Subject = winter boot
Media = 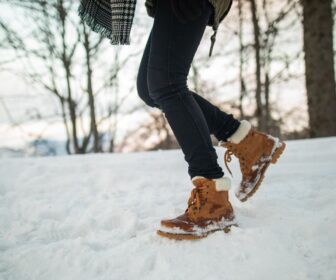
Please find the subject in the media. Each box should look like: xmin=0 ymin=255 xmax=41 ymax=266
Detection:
xmin=157 ymin=176 xmax=237 ymax=240
xmin=218 ymin=120 xmax=286 ymax=202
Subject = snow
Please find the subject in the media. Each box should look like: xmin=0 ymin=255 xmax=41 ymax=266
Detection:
xmin=0 ymin=137 xmax=336 ymax=280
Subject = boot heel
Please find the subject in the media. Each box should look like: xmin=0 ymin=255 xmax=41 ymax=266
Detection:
xmin=271 ymin=142 xmax=286 ymax=164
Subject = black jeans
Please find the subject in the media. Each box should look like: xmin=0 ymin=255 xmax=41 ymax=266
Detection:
xmin=136 ymin=0 xmax=240 ymax=179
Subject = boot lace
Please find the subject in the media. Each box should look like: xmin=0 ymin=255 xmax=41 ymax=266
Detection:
xmin=186 ymin=186 xmax=208 ymax=216
xmin=224 ymin=149 xmax=234 ymax=177
xmin=224 ymin=144 xmax=250 ymax=177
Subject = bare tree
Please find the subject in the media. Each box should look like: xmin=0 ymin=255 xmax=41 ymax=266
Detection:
xmin=249 ymin=0 xmax=264 ymax=130
xmin=0 ymin=0 xmax=138 ymax=154
xmin=118 ymin=110 xmax=178 ymax=152
xmin=242 ymin=0 xmax=302 ymax=135
xmin=302 ymin=0 xmax=336 ymax=137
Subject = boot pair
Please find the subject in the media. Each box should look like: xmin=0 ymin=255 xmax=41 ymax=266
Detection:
xmin=157 ymin=120 xmax=286 ymax=240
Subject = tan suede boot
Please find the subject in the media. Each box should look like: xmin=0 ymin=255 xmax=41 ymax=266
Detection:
xmin=157 ymin=176 xmax=237 ymax=240
xmin=218 ymin=120 xmax=286 ymax=202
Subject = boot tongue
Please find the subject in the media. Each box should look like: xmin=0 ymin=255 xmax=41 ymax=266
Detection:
xmin=191 ymin=176 xmax=209 ymax=187
xmin=187 ymin=181 xmax=208 ymax=214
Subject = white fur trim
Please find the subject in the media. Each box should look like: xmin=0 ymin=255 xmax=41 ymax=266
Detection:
xmin=191 ymin=176 xmax=231 ymax=191
xmin=227 ymin=120 xmax=252 ymax=144
xmin=213 ymin=177 xmax=231 ymax=191
xmin=218 ymin=140 xmax=225 ymax=146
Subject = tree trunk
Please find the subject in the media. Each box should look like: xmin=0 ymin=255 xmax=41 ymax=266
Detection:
xmin=83 ymin=24 xmax=101 ymax=153
xmin=302 ymin=0 xmax=336 ymax=137
xmin=249 ymin=0 xmax=265 ymax=130
xmin=238 ymin=0 xmax=246 ymax=118
xmin=58 ymin=0 xmax=80 ymax=153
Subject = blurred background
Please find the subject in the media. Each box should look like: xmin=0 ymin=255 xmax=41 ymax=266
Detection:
xmin=0 ymin=0 xmax=335 ymax=158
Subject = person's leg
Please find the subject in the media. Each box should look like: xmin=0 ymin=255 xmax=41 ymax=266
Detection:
xmin=190 ymin=91 xmax=240 ymax=142
xmin=136 ymin=18 xmax=240 ymax=143
xmin=137 ymin=29 xmax=160 ymax=109
xmin=137 ymin=2 xmax=285 ymax=208
xmin=145 ymin=0 xmax=226 ymax=179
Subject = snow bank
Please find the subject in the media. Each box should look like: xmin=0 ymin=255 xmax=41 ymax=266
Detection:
xmin=0 ymin=137 xmax=335 ymax=280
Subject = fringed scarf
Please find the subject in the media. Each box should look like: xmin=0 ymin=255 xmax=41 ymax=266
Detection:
xmin=78 ymin=0 xmax=137 ymax=45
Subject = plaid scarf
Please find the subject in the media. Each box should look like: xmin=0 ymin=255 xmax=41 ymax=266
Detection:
xmin=78 ymin=0 xmax=137 ymax=45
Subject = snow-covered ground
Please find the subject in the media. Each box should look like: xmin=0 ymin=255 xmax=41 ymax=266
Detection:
xmin=0 ymin=137 xmax=335 ymax=280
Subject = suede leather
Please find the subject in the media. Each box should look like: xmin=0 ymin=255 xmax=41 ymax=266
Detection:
xmin=160 ymin=177 xmax=234 ymax=231
xmin=222 ymin=128 xmax=286 ymax=201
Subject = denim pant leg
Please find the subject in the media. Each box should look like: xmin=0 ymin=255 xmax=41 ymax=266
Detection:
xmin=190 ymin=92 xmax=240 ymax=141
xmin=136 ymin=24 xmax=240 ymax=143
xmin=137 ymin=29 xmax=161 ymax=109
xmin=144 ymin=0 xmax=226 ymax=179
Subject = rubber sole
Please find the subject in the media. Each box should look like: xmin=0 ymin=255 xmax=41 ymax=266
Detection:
xmin=238 ymin=141 xmax=286 ymax=202
xmin=157 ymin=225 xmax=233 ymax=240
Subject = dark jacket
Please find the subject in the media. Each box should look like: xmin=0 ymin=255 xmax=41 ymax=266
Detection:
xmin=144 ymin=0 xmax=233 ymax=57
